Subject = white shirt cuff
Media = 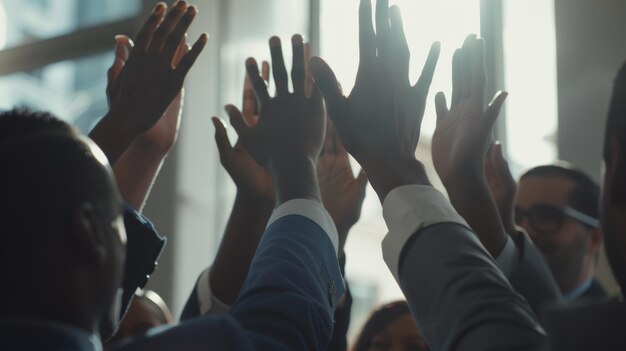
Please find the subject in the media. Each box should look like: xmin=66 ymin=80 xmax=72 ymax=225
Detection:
xmin=267 ymin=198 xmax=339 ymax=256
xmin=196 ymin=267 xmax=231 ymax=315
xmin=381 ymin=185 xmax=470 ymax=283
xmin=495 ymin=235 xmax=518 ymax=277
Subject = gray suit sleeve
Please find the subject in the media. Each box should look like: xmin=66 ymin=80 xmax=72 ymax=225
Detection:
xmin=399 ymin=223 xmax=549 ymax=351
xmin=508 ymin=231 xmax=563 ymax=316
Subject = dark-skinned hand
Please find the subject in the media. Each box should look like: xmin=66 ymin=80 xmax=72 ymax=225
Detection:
xmin=310 ymin=0 xmax=440 ymax=201
xmin=318 ymin=119 xmax=368 ymax=251
xmin=107 ymin=1 xmax=207 ymax=137
xmin=212 ymin=60 xmax=274 ymax=203
xmin=223 ymin=35 xmax=326 ymax=204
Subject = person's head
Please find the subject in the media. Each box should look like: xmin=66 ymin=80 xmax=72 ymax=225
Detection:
xmin=0 ymin=108 xmax=126 ymax=335
xmin=602 ymin=60 xmax=626 ymax=292
xmin=352 ymin=301 xmax=429 ymax=351
xmin=105 ymin=290 xmax=173 ymax=348
xmin=516 ymin=163 xmax=602 ymax=294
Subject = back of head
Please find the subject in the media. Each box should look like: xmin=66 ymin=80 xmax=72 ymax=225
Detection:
xmin=352 ymin=301 xmax=411 ymax=351
xmin=520 ymin=162 xmax=600 ymax=221
xmin=605 ymin=62 xmax=626 ymax=205
xmin=603 ymin=61 xmax=626 ymax=292
xmin=0 ymin=109 xmax=125 ymax=331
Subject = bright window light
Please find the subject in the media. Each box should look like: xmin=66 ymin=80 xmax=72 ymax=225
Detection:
xmin=503 ymin=0 xmax=558 ymax=175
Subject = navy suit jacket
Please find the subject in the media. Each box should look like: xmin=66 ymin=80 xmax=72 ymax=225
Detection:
xmin=118 ymin=214 xmax=345 ymax=351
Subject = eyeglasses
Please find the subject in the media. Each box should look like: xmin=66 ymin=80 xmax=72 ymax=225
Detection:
xmin=514 ymin=203 xmax=599 ymax=234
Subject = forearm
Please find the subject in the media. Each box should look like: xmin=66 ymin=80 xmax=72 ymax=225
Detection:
xmin=210 ymin=191 xmax=274 ymax=305
xmin=113 ymin=141 xmax=169 ymax=211
xmin=89 ymin=112 xmax=136 ymax=165
xmin=445 ymin=171 xmax=508 ymax=257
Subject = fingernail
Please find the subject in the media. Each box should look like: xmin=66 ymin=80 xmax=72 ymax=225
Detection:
xmin=154 ymin=2 xmax=166 ymax=14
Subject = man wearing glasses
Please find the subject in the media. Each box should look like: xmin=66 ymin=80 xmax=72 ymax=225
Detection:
xmin=516 ymin=163 xmax=607 ymax=303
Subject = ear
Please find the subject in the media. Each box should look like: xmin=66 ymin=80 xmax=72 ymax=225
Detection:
xmin=71 ymin=202 xmax=107 ymax=266
xmin=588 ymin=227 xmax=603 ymax=255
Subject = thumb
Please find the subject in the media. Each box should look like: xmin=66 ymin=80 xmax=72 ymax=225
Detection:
xmin=483 ymin=90 xmax=508 ymax=128
xmin=356 ymin=168 xmax=368 ymax=189
xmin=309 ymin=56 xmax=348 ymax=123
xmin=435 ymin=91 xmax=449 ymax=127
xmin=212 ymin=117 xmax=233 ymax=164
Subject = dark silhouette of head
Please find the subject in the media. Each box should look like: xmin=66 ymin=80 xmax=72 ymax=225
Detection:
xmin=352 ymin=300 xmax=429 ymax=351
xmin=602 ymin=61 xmax=626 ymax=292
xmin=0 ymin=109 xmax=126 ymax=335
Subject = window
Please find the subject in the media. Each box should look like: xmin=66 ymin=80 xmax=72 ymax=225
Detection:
xmin=502 ymin=0 xmax=558 ymax=176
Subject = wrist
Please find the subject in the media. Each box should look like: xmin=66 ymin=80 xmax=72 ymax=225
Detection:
xmin=270 ymin=156 xmax=321 ymax=205
xmin=363 ymin=156 xmax=431 ymax=203
xmin=89 ymin=112 xmax=137 ymax=165
xmin=235 ymin=188 xmax=275 ymax=209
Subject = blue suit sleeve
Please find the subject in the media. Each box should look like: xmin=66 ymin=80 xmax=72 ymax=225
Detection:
xmin=229 ymin=214 xmax=345 ymax=351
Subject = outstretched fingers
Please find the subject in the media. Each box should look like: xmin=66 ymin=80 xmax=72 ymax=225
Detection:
xmin=435 ymin=92 xmax=449 ymax=126
xmin=482 ymin=91 xmax=508 ymax=129
xmin=269 ymin=37 xmax=289 ymax=96
xmin=414 ymin=41 xmax=441 ymax=95
xmin=212 ymin=117 xmax=233 ymax=163
xmin=358 ymin=0 xmax=376 ymax=70
xmin=246 ymin=57 xmax=271 ymax=107
xmin=133 ymin=2 xmax=166 ymax=53
xmin=309 ymin=57 xmax=348 ymax=124
xmin=162 ymin=5 xmax=197 ymax=63
xmin=176 ymin=33 xmax=208 ymax=78
xmin=225 ymin=105 xmax=251 ymax=140
xmin=147 ymin=1 xmax=188 ymax=55
xmin=291 ymin=34 xmax=306 ymax=96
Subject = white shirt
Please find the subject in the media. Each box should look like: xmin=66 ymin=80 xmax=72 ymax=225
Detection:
xmin=381 ymin=185 xmax=519 ymax=283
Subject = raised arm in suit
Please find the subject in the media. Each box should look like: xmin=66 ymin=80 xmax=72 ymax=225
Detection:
xmin=310 ymin=0 xmax=548 ymax=349
xmin=430 ymin=35 xmax=562 ymax=313
xmin=181 ymin=51 xmax=364 ymax=351
xmin=138 ymin=33 xmax=343 ymax=350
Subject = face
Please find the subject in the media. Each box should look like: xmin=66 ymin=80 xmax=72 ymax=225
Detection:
xmin=367 ymin=314 xmax=429 ymax=351
xmin=516 ymin=175 xmax=597 ymax=292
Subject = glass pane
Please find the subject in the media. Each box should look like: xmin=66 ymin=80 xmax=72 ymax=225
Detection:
xmin=0 ymin=51 xmax=112 ymax=134
xmin=0 ymin=0 xmax=142 ymax=49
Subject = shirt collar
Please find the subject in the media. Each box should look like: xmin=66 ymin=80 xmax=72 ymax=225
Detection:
xmin=564 ymin=277 xmax=594 ymax=303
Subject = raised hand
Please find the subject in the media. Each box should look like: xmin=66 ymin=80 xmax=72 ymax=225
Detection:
xmin=108 ymin=1 xmax=206 ymax=135
xmin=318 ymin=120 xmax=368 ymax=252
xmin=485 ymin=142 xmax=517 ymax=235
xmin=91 ymin=1 xmax=207 ymax=165
xmin=108 ymin=34 xmax=189 ymax=153
xmin=310 ymin=0 xmax=440 ymax=201
xmin=211 ymin=60 xmax=273 ymax=202
xmin=224 ymin=35 xmax=325 ymax=204
xmin=431 ymin=35 xmax=507 ymax=184
xmin=430 ymin=35 xmax=509 ymax=255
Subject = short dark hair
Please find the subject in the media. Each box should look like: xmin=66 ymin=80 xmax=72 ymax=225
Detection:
xmin=352 ymin=301 xmax=411 ymax=351
xmin=520 ymin=163 xmax=600 ymax=221
xmin=0 ymin=108 xmax=75 ymax=144
xmin=0 ymin=109 xmax=117 ymax=302
xmin=605 ymin=61 xmax=626 ymax=205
